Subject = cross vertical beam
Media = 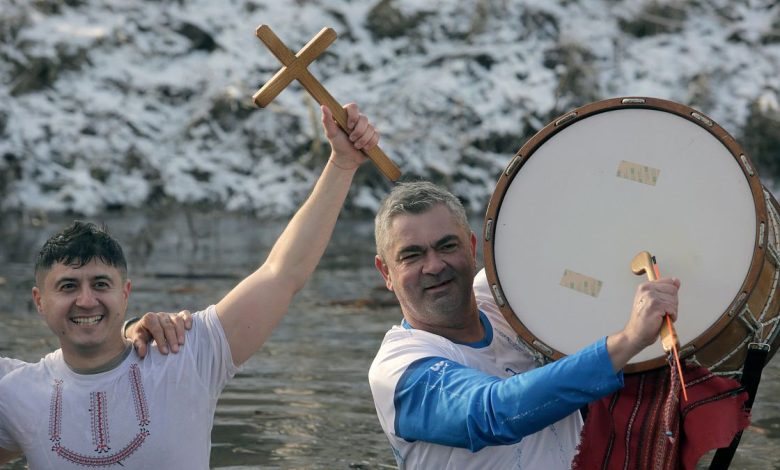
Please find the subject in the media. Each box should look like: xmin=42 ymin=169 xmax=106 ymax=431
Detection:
xmin=253 ymin=25 xmax=401 ymax=181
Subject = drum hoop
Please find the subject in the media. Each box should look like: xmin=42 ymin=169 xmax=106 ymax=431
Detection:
xmin=483 ymin=96 xmax=768 ymax=373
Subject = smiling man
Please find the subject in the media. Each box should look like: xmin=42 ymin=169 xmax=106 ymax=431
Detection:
xmin=33 ymin=240 xmax=132 ymax=370
xmin=0 ymin=311 xmax=191 ymax=466
xmin=368 ymin=181 xmax=681 ymax=469
xmin=0 ymin=103 xmax=379 ymax=469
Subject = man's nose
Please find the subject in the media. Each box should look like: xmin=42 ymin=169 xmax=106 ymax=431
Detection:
xmin=422 ymin=251 xmax=446 ymax=274
xmin=75 ymin=286 xmax=99 ymax=308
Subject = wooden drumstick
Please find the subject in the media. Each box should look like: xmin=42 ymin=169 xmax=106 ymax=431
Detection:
xmin=631 ymin=250 xmax=687 ymax=401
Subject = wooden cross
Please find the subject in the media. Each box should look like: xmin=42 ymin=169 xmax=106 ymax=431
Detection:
xmin=253 ymin=25 xmax=401 ymax=181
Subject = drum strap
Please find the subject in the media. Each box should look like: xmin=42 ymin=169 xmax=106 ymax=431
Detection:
xmin=708 ymin=343 xmax=771 ymax=469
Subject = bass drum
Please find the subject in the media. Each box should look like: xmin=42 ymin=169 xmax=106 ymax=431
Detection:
xmin=483 ymin=97 xmax=780 ymax=374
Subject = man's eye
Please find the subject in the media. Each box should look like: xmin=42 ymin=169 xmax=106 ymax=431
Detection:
xmin=440 ymin=243 xmax=457 ymax=252
xmin=400 ymin=253 xmax=420 ymax=262
xmin=60 ymin=283 xmax=76 ymax=291
xmin=94 ymin=281 xmax=110 ymax=289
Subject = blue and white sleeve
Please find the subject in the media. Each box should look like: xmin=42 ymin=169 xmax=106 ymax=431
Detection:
xmin=393 ymin=337 xmax=623 ymax=452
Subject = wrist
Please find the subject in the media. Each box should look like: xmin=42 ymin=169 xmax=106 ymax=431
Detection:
xmin=328 ymin=155 xmax=360 ymax=172
xmin=606 ymin=331 xmax=638 ymax=373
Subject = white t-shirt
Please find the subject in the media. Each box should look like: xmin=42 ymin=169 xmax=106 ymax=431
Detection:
xmin=368 ymin=269 xmax=622 ymax=469
xmin=0 ymin=306 xmax=236 ymax=469
xmin=0 ymin=357 xmax=25 ymax=380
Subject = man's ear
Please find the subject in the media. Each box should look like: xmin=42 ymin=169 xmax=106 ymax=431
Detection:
xmin=469 ymin=231 xmax=477 ymax=262
xmin=375 ymin=255 xmax=394 ymax=291
xmin=32 ymin=286 xmax=44 ymax=316
xmin=123 ymin=279 xmax=132 ymax=301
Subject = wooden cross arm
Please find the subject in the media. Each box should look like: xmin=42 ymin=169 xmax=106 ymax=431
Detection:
xmin=253 ymin=26 xmax=337 ymax=108
xmin=252 ymin=25 xmax=401 ymax=181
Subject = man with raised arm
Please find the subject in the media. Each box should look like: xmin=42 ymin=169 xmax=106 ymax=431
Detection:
xmin=368 ymin=181 xmax=680 ymax=469
xmin=0 ymin=103 xmax=376 ymax=469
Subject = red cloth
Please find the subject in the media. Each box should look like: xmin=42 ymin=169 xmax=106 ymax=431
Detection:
xmin=572 ymin=365 xmax=750 ymax=470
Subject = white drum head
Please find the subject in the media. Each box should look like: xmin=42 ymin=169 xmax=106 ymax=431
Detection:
xmin=485 ymin=98 xmax=764 ymax=371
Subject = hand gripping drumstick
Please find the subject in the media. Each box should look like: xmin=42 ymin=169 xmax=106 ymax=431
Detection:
xmin=631 ymin=251 xmax=688 ymax=401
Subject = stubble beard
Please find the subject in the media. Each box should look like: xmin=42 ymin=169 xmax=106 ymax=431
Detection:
xmin=417 ymin=270 xmax=475 ymax=328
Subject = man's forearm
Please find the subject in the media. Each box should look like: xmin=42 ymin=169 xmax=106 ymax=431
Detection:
xmin=391 ymin=338 xmax=622 ymax=451
xmin=215 ymin=158 xmax=358 ymax=365
xmin=263 ymin=157 xmax=357 ymax=289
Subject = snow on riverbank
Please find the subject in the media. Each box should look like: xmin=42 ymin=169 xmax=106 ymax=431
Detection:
xmin=1 ymin=0 xmax=778 ymax=215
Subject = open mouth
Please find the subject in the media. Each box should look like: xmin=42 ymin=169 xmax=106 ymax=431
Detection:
xmin=71 ymin=315 xmax=104 ymax=326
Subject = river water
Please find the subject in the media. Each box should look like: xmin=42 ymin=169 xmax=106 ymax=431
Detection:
xmin=0 ymin=209 xmax=778 ymax=469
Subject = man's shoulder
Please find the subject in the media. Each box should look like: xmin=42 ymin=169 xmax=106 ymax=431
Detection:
xmin=376 ymin=324 xmax=452 ymax=356
xmin=154 ymin=305 xmax=220 ymax=351
xmin=369 ymin=326 xmax=455 ymax=384
xmin=134 ymin=307 xmax=217 ymax=364
xmin=3 ymin=350 xmax=61 ymax=374
xmin=146 ymin=305 xmax=238 ymax=391
xmin=0 ymin=351 xmax=62 ymax=400
xmin=188 ymin=305 xmax=224 ymax=337
xmin=0 ymin=357 xmax=27 ymax=379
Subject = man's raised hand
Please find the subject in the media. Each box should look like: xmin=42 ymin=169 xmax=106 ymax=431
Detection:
xmin=321 ymin=103 xmax=378 ymax=171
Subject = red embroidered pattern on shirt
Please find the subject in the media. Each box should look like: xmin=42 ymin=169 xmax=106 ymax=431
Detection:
xmin=90 ymin=392 xmax=110 ymax=453
xmin=49 ymin=379 xmax=63 ymax=443
xmin=129 ymin=363 xmax=150 ymax=426
xmin=49 ymin=364 xmax=151 ymax=467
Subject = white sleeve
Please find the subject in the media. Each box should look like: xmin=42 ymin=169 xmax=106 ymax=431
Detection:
xmin=473 ymin=268 xmax=493 ymax=303
xmin=0 ymin=376 xmax=22 ymax=451
xmin=189 ymin=306 xmax=239 ymax=397
xmin=0 ymin=358 xmax=25 ymax=380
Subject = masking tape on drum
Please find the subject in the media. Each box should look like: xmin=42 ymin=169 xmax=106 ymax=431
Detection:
xmin=560 ymin=269 xmax=603 ymax=297
xmin=616 ymin=160 xmax=660 ymax=186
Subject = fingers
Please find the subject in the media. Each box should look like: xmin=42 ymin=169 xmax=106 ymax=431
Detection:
xmin=323 ymin=103 xmax=378 ymax=148
xmin=133 ymin=311 xmax=188 ymax=356
xmin=348 ymin=108 xmax=380 ymax=150
xmin=636 ymin=278 xmax=680 ymax=319
xmin=159 ymin=314 xmax=180 ymax=354
xmin=624 ymin=277 xmax=681 ymax=351
xmin=349 ymin=114 xmax=368 ymax=143
xmin=320 ymin=102 xmax=374 ymax=170
xmin=173 ymin=310 xmax=193 ymax=347
xmin=365 ymin=130 xmax=380 ymax=150
xmin=127 ymin=315 xmax=154 ymax=358
xmin=134 ymin=339 xmax=148 ymax=359
xmin=321 ymin=105 xmax=339 ymax=138
xmin=351 ymin=120 xmax=378 ymax=150
xmin=344 ymin=102 xmax=359 ymax=130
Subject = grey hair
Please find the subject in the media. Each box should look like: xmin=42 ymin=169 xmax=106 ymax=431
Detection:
xmin=374 ymin=181 xmax=470 ymax=260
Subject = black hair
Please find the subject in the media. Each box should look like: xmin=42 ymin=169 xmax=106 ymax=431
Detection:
xmin=34 ymin=221 xmax=128 ymax=285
